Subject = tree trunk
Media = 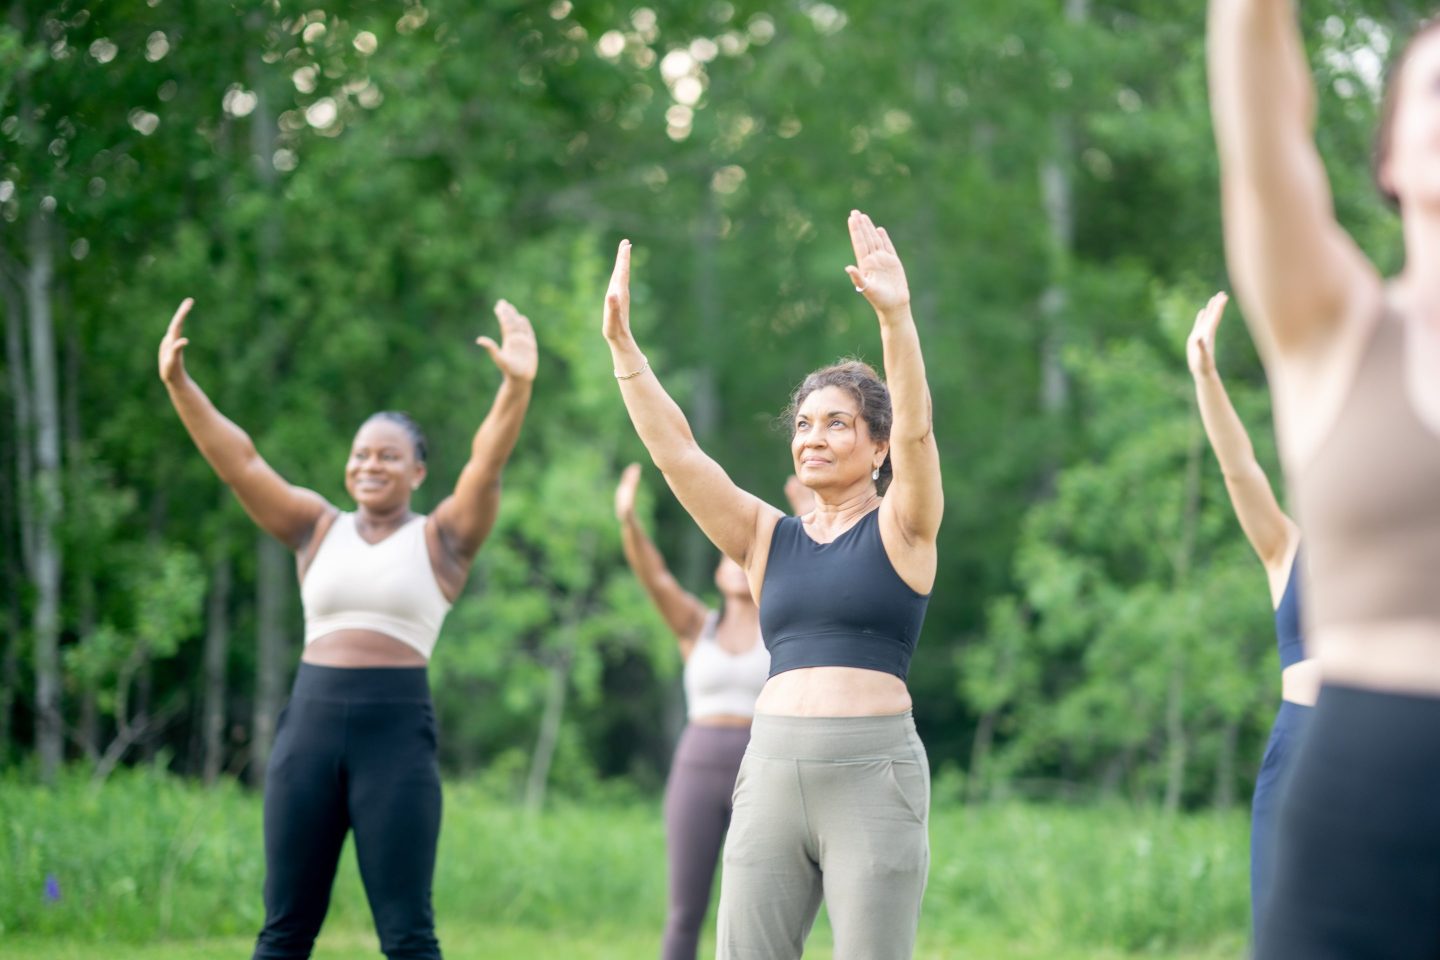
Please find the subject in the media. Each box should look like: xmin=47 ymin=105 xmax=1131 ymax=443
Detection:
xmin=76 ymin=580 xmax=100 ymax=762
xmin=25 ymin=208 xmax=64 ymax=784
xmin=1163 ymin=418 xmax=1205 ymax=813
xmin=243 ymin=23 xmax=289 ymax=790
xmin=524 ymin=646 xmax=572 ymax=814
xmin=250 ymin=533 xmax=290 ymax=787
xmin=1213 ymin=717 xmax=1239 ymax=811
xmin=966 ymin=709 xmax=998 ymax=805
xmin=202 ymin=547 xmax=232 ymax=786
xmin=680 ymin=184 xmax=721 ymax=594
xmin=2 ymin=266 xmax=35 ymax=578
xmin=1036 ymin=0 xmax=1087 ymax=491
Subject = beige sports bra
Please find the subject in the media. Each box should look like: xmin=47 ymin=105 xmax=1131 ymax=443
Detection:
xmin=301 ymin=513 xmax=452 ymax=660
xmin=1293 ymin=307 xmax=1440 ymax=633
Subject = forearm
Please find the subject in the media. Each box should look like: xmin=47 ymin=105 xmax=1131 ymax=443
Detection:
xmin=165 ymin=376 xmax=261 ymax=485
xmin=620 ymin=516 xmax=676 ymax=605
xmin=607 ymin=334 xmax=701 ymax=473
xmin=877 ymin=307 xmax=935 ymax=445
xmin=1192 ymin=371 xmax=1261 ymax=479
xmin=467 ymin=376 xmax=533 ymax=483
xmin=1193 ymin=369 xmax=1293 ymax=560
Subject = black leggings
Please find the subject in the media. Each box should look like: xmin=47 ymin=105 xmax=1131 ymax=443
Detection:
xmin=662 ymin=723 xmax=750 ymax=960
xmin=1257 ymin=684 xmax=1440 ymax=960
xmin=253 ymin=663 xmax=442 ymax=960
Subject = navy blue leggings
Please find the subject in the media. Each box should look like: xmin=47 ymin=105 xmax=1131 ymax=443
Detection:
xmin=1258 ymin=684 xmax=1440 ymax=959
xmin=1249 ymin=699 xmax=1312 ymax=945
xmin=253 ymin=664 xmax=442 ymax=960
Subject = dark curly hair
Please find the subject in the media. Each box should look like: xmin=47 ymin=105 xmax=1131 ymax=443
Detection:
xmin=363 ymin=410 xmax=428 ymax=463
xmin=783 ymin=359 xmax=893 ymax=494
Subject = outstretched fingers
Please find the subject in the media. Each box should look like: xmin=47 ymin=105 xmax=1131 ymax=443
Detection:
xmin=1193 ymin=291 xmax=1228 ymax=341
xmin=846 ymin=210 xmax=875 ymax=262
xmin=603 ymin=240 xmax=633 ymax=339
xmin=609 ymin=240 xmax=631 ymax=298
xmin=167 ymin=297 xmax=194 ymax=338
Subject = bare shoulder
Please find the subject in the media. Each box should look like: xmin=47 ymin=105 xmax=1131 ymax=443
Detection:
xmin=296 ymin=506 xmax=343 ymax=582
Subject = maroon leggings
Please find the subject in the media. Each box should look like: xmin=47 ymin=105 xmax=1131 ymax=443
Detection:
xmin=662 ymin=723 xmax=751 ymax=960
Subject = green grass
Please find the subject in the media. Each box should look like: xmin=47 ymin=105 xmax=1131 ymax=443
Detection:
xmin=0 ymin=769 xmax=1250 ymax=957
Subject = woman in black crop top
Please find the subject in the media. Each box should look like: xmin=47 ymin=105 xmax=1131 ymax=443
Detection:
xmin=602 ymin=210 xmax=942 ymax=960
xmin=1212 ymin=6 xmax=1440 ymax=956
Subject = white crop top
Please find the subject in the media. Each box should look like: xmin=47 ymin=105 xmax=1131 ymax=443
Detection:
xmin=682 ymin=610 xmax=770 ymax=720
xmin=301 ymin=512 xmax=452 ymax=660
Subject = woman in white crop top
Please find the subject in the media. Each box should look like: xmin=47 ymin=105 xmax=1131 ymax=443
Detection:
xmin=159 ymin=297 xmax=536 ymax=960
xmin=615 ymin=464 xmax=810 ymax=960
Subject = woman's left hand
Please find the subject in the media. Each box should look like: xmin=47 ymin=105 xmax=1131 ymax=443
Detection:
xmin=478 ymin=299 xmax=538 ymax=384
xmin=845 ymin=210 xmax=910 ymax=316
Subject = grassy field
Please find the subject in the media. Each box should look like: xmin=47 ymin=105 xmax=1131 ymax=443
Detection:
xmin=0 ymin=769 xmax=1251 ymax=958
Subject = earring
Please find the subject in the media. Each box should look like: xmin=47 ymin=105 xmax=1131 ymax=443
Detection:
xmin=872 ymin=467 xmax=880 ymax=481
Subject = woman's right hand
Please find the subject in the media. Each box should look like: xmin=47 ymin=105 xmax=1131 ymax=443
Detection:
xmin=615 ymin=462 xmax=641 ymax=521
xmin=1187 ymin=291 xmax=1228 ymax=379
xmin=603 ymin=240 xmax=633 ymax=343
xmin=158 ymin=298 xmax=194 ymax=386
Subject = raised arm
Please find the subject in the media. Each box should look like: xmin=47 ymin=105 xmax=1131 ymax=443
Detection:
xmin=602 ymin=241 xmax=782 ymax=582
xmin=429 ymin=300 xmax=536 ymax=564
xmin=845 ymin=212 xmax=943 ymax=551
xmin=159 ymin=299 xmax=332 ymax=551
xmin=1207 ymin=0 xmax=1378 ymax=359
xmin=614 ymin=464 xmax=708 ymax=654
xmin=1187 ymin=292 xmax=1299 ymax=575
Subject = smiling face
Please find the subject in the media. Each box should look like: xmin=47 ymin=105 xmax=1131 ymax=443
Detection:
xmin=790 ymin=385 xmax=888 ymax=495
xmin=1378 ymin=25 xmax=1440 ymax=211
xmin=344 ymin=418 xmax=426 ymax=512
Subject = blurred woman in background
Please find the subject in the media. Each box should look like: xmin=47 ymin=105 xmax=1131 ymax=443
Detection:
xmin=615 ymin=466 xmax=811 ymax=960
xmin=1210 ymin=4 xmax=1440 ymax=954
xmin=1185 ymin=290 xmax=1315 ymax=943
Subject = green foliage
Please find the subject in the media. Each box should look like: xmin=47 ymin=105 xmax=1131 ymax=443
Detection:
xmin=962 ymin=289 xmax=1280 ymax=804
xmin=0 ymin=0 xmax=1423 ymax=799
xmin=0 ymin=769 xmax=1247 ymax=955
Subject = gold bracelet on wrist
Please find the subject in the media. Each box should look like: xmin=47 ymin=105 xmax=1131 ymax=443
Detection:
xmin=614 ymin=357 xmax=649 ymax=381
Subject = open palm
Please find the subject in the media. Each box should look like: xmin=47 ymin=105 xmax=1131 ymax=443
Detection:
xmin=1187 ymin=291 xmax=1228 ymax=379
xmin=478 ymin=300 xmax=538 ymax=383
xmin=845 ymin=210 xmax=910 ymax=313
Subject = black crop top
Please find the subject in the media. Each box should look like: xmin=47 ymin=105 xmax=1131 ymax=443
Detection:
xmin=758 ymin=509 xmax=930 ymax=681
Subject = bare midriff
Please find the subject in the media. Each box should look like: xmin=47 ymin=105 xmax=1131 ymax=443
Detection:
xmin=302 ymin=629 xmax=427 ymax=668
xmin=1280 ymin=658 xmax=1322 ymax=707
xmin=755 ymin=666 xmax=912 ymax=717
xmin=1311 ymin=622 xmax=1440 ymax=696
xmin=691 ymin=714 xmax=753 ymax=728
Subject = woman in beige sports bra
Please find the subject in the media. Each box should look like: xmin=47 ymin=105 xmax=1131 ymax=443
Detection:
xmin=159 ymin=297 xmax=536 ymax=959
xmin=1211 ymin=5 xmax=1440 ymax=955
xmin=615 ymin=466 xmax=812 ymax=960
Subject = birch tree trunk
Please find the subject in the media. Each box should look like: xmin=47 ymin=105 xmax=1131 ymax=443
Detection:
xmin=25 ymin=208 xmax=64 ymax=784
xmin=202 ymin=547 xmax=232 ymax=786
xmin=250 ymin=533 xmax=290 ymax=787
